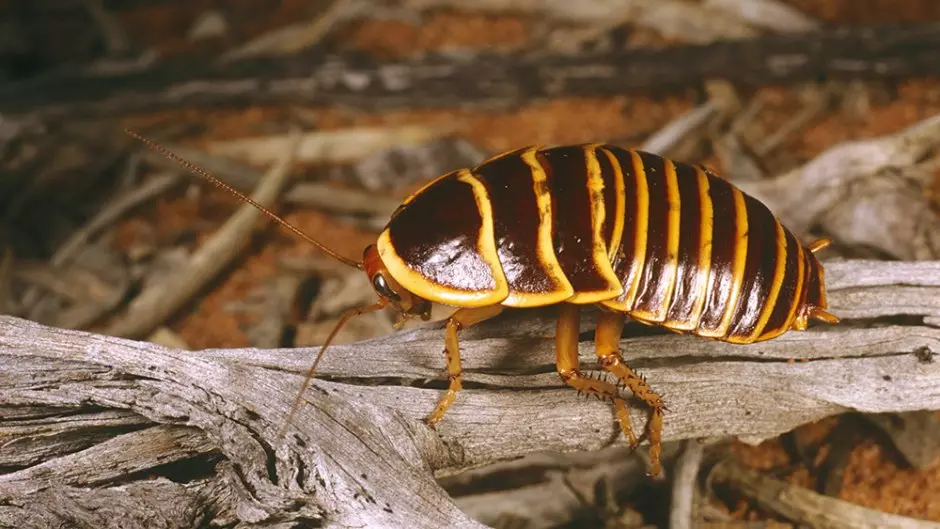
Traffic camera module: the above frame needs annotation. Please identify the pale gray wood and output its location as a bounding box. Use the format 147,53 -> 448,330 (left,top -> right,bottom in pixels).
0,425 -> 214,495
670,440 -> 706,529
0,409 -> 148,467
0,479 -> 226,529
0,259 -> 938,528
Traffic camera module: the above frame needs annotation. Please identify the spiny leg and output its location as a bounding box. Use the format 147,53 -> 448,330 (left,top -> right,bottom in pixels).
595,309 -> 665,477
556,304 -> 638,447
425,304 -> 504,428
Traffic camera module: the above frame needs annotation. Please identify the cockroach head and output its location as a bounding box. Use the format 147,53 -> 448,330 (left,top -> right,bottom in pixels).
362,244 -> 432,321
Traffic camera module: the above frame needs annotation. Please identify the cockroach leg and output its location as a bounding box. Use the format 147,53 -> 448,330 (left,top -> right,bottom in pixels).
425,304 -> 504,428
595,310 -> 664,477
556,304 -> 639,447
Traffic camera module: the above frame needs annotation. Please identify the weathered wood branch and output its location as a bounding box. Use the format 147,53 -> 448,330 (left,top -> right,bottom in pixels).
3,23 -> 940,120
1,259 -> 939,528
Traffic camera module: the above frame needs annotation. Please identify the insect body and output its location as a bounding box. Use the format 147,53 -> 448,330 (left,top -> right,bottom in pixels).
367,144 -> 838,476
130,132 -> 838,478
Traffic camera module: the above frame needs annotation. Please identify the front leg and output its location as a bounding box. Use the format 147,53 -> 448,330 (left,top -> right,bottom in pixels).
425,305 -> 504,428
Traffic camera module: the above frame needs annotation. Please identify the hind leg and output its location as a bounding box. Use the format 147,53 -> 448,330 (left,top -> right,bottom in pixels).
556,304 -> 638,447
595,310 -> 665,477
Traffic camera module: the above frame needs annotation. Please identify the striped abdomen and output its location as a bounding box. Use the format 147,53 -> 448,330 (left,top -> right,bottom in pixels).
376,144 -> 829,344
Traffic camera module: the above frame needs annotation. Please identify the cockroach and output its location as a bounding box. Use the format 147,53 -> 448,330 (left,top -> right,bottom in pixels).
128,132 -> 839,478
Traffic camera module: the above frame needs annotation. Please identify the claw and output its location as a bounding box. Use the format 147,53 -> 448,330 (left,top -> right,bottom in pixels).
626,439 -> 642,456
424,416 -> 439,430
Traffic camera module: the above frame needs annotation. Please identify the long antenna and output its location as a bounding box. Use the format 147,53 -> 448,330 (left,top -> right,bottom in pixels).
277,300 -> 386,439
125,129 -> 363,270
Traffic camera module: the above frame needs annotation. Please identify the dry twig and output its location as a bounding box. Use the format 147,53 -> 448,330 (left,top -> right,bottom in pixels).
707,458 -> 940,528
203,124 -> 454,166
865,411 -> 940,470
739,112 -> 940,259
103,130 -> 301,340
82,0 -> 130,56
406,0 -> 759,42
703,0 -> 819,33
1,257 -> 938,527
5,24 -> 940,119
220,0 -> 358,62
641,101 -> 719,157
753,85 -> 835,158
49,171 -> 181,268
283,182 -> 401,217
670,440 -> 707,529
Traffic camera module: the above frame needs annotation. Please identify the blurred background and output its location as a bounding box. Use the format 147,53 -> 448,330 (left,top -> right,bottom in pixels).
1,1 -> 939,528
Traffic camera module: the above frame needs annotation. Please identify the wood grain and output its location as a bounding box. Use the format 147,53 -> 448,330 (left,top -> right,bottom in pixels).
0,259 -> 938,528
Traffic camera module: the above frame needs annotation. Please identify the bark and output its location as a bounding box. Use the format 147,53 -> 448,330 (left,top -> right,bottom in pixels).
2,23 -> 940,120
0,259 -> 939,528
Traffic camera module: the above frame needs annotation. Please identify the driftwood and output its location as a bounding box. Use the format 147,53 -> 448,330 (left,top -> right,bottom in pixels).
3,23 -> 940,120
1,258 -> 939,528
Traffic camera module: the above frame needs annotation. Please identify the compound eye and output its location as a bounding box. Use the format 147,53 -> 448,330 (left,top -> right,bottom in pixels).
372,273 -> 401,302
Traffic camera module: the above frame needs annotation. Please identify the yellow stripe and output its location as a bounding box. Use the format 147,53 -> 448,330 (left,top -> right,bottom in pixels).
666,166 -> 713,331
460,169 -> 510,301
749,220 -> 788,341
567,144 -> 625,304
790,246 -> 813,331
377,169 -> 509,307
502,147 -> 575,307
756,234 -> 806,340
625,150 -> 650,307
784,240 -> 807,331
721,188 -> 750,333
690,169 -> 715,325
601,149 -> 650,311
660,158 -> 683,318
700,186 -> 748,338
600,147 -> 626,261
628,158 -> 682,322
